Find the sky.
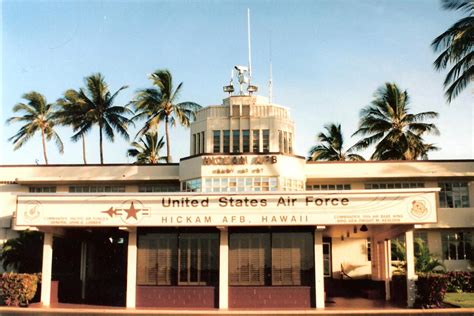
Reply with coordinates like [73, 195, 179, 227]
[1, 0, 473, 165]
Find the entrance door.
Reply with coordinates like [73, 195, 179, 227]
[323, 241, 332, 277]
[83, 229, 128, 306]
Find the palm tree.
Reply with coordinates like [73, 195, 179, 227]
[56, 89, 89, 164]
[72, 73, 132, 164]
[0, 230, 43, 273]
[353, 83, 440, 160]
[131, 69, 201, 163]
[308, 123, 365, 161]
[432, 0, 474, 103]
[127, 131, 167, 164]
[391, 238, 445, 273]
[7, 92, 64, 164]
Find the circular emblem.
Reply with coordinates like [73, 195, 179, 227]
[409, 199, 429, 219]
[24, 201, 42, 221]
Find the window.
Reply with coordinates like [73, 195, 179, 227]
[182, 179, 202, 192]
[262, 130, 270, 153]
[229, 231, 313, 286]
[232, 104, 240, 117]
[442, 231, 472, 260]
[307, 184, 351, 191]
[278, 131, 283, 152]
[201, 132, 205, 153]
[242, 130, 250, 152]
[193, 134, 197, 155]
[138, 183, 180, 192]
[223, 130, 230, 153]
[69, 185, 125, 193]
[289, 133, 293, 154]
[283, 131, 288, 153]
[213, 130, 220, 153]
[233, 130, 240, 153]
[242, 104, 250, 116]
[364, 182, 425, 190]
[203, 177, 278, 193]
[282, 178, 305, 191]
[323, 242, 331, 277]
[29, 186, 56, 193]
[137, 230, 218, 286]
[439, 182, 470, 208]
[367, 238, 371, 261]
[196, 133, 200, 155]
[252, 130, 260, 153]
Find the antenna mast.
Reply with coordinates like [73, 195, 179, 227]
[269, 34, 273, 103]
[247, 8, 252, 79]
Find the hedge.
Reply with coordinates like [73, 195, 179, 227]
[446, 271, 472, 293]
[0, 273, 40, 306]
[415, 273, 449, 308]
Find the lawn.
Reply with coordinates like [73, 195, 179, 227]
[444, 292, 474, 308]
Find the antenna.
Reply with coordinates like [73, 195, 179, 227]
[247, 8, 252, 80]
[269, 33, 273, 103]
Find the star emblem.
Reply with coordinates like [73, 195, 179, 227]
[125, 202, 140, 220]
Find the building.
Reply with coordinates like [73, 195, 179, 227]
[0, 74, 473, 310]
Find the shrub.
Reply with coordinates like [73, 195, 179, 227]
[415, 273, 449, 308]
[446, 271, 472, 293]
[0, 273, 40, 306]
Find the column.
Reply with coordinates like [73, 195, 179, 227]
[40, 232, 53, 306]
[219, 227, 229, 309]
[314, 229, 325, 309]
[126, 228, 137, 308]
[383, 239, 391, 301]
[405, 230, 416, 308]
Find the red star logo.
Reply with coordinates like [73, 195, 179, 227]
[102, 207, 116, 218]
[125, 202, 140, 220]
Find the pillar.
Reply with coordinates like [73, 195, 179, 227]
[314, 229, 325, 309]
[219, 227, 229, 309]
[40, 232, 53, 306]
[405, 230, 416, 308]
[383, 239, 391, 301]
[126, 228, 137, 308]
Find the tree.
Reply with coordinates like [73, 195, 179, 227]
[7, 92, 64, 164]
[55, 89, 89, 164]
[432, 0, 474, 103]
[127, 131, 167, 164]
[71, 73, 132, 164]
[353, 83, 440, 160]
[0, 231, 43, 273]
[131, 70, 201, 163]
[308, 123, 365, 161]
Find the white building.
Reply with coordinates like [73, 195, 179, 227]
[0, 86, 472, 309]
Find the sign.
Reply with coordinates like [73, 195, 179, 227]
[15, 190, 438, 227]
[202, 155, 277, 166]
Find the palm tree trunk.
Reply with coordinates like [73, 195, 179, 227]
[165, 116, 171, 163]
[41, 127, 48, 165]
[99, 122, 104, 164]
[82, 136, 87, 165]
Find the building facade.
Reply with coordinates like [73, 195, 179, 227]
[0, 93, 473, 309]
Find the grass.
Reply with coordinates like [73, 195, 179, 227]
[444, 292, 474, 308]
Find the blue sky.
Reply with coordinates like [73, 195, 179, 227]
[1, 0, 473, 164]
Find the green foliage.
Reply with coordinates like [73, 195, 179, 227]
[0, 273, 40, 306]
[0, 231, 43, 273]
[446, 271, 472, 293]
[131, 69, 201, 163]
[432, 0, 474, 103]
[6, 91, 64, 164]
[391, 238, 445, 273]
[415, 273, 449, 308]
[67, 73, 132, 164]
[127, 131, 167, 164]
[308, 123, 365, 161]
[353, 83, 439, 160]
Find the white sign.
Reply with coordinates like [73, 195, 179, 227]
[15, 190, 438, 227]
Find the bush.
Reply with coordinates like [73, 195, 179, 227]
[0, 273, 40, 306]
[415, 273, 449, 308]
[446, 271, 472, 293]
